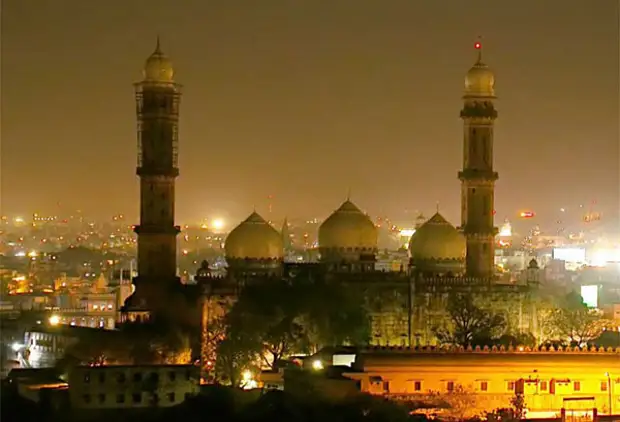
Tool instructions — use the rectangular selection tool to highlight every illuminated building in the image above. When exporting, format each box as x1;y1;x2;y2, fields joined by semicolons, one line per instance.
459;41;499;278
121;38;182;323
345;346;620;418
217;42;540;347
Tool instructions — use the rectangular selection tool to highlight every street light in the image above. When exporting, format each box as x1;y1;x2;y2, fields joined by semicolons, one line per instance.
604;372;612;415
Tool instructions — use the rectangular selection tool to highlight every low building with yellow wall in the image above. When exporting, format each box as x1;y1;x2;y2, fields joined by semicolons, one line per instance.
344;345;620;419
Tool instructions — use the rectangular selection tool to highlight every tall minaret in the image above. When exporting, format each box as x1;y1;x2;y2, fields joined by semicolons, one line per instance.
132;38;182;312
459;40;498;278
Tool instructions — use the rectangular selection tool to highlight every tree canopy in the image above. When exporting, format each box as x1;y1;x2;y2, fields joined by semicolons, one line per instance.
433;293;507;347
544;291;612;346
215;278;370;385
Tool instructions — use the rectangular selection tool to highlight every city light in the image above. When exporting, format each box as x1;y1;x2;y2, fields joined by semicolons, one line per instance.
11;342;23;352
312;359;324;370
211;218;225;231
48;315;61;325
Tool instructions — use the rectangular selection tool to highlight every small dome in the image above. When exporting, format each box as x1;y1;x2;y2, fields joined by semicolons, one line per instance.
319;200;377;250
143;38;174;83
409;213;466;261
225;212;283;260
465;62;495;96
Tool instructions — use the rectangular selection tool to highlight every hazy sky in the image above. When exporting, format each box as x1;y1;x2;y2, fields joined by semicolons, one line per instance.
2;0;619;228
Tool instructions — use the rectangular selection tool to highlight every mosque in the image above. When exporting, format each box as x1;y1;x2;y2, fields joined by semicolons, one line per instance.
122;39;540;347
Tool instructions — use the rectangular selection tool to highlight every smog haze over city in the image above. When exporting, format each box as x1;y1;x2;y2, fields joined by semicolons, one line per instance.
2;0;619;230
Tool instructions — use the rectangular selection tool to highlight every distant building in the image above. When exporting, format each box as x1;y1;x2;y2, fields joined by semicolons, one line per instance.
67;364;199;409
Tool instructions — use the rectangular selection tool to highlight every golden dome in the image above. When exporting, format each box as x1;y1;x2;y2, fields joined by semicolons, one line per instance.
225;212;283;260
319;200;378;250
465;43;495;96
408;213;466;261
143;38;174;83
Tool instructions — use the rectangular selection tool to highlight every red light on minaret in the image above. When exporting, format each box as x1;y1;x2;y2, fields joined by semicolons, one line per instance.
474;42;482;49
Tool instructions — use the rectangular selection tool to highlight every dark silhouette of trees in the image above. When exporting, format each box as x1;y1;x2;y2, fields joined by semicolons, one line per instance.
216;279;370;385
544;291;611;345
433;293;506;346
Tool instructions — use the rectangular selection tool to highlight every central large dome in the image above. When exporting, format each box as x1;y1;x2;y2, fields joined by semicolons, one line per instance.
225;212;283;260
318;200;378;250
409;213;466;262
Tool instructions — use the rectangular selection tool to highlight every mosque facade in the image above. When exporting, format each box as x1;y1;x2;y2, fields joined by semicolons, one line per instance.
218;43;540;346
120;41;539;350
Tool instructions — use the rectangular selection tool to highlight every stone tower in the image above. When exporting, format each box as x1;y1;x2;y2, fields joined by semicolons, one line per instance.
124;38;182;320
458;41;498;278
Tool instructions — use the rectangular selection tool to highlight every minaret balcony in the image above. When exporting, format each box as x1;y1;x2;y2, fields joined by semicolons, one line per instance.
458;169;498;182
137;166;179;177
460;102;498;119
133;224;181;235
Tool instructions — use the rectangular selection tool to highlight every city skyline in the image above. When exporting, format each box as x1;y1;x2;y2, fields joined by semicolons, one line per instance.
2;0;619;228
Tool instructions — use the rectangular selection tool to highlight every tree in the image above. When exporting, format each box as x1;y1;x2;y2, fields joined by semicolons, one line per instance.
545;291;612;345
218;278;370;375
426;384;480;421
433;293;506;346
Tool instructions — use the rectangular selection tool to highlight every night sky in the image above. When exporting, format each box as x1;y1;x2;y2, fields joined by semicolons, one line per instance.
2;0;619;229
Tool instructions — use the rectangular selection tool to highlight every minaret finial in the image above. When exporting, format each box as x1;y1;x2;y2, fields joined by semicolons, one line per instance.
155;35;162;54
436;202;440;213
474;36;483;63
346;187;352;201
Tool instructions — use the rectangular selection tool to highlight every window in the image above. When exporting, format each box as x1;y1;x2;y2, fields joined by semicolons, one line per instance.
83;394;91;404
574;381;581;392
540;381;548;391
413;381;422;392
184;392;192;401
168;392;176;403
168;371;176;382
116;394;125;404
132;393;142;404
133;372;142;382
98;394;105;404
84;373;91;383
480;381;488;392
601;381;608;392
117;373;126;383
447;381;455;392
383;381;390;393
507;381;515;391
98;373;105;383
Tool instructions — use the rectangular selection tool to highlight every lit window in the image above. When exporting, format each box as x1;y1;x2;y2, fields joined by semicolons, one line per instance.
507;381;515;391
480;381;488;392
601;381;608;392
414;381;422;392
574;381;581;392
540;381;548;391
93;305;98;310
447;381;455;392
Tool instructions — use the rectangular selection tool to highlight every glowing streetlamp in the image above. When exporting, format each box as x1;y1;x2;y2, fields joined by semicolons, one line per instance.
312;359;324;370
48;315;60;326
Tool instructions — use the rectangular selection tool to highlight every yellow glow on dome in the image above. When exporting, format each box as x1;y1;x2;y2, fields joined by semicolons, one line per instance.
408;213;466;261
225;212;283;259
318;200;378;250
143;38;174;83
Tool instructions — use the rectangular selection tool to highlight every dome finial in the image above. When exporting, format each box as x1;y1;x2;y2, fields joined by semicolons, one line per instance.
436;201;440;213
474;36;483;63
155;35;162;54
346;187;352;201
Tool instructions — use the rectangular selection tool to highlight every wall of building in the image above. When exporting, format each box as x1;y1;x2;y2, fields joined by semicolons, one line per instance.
345;348;620;418
67;365;199;409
